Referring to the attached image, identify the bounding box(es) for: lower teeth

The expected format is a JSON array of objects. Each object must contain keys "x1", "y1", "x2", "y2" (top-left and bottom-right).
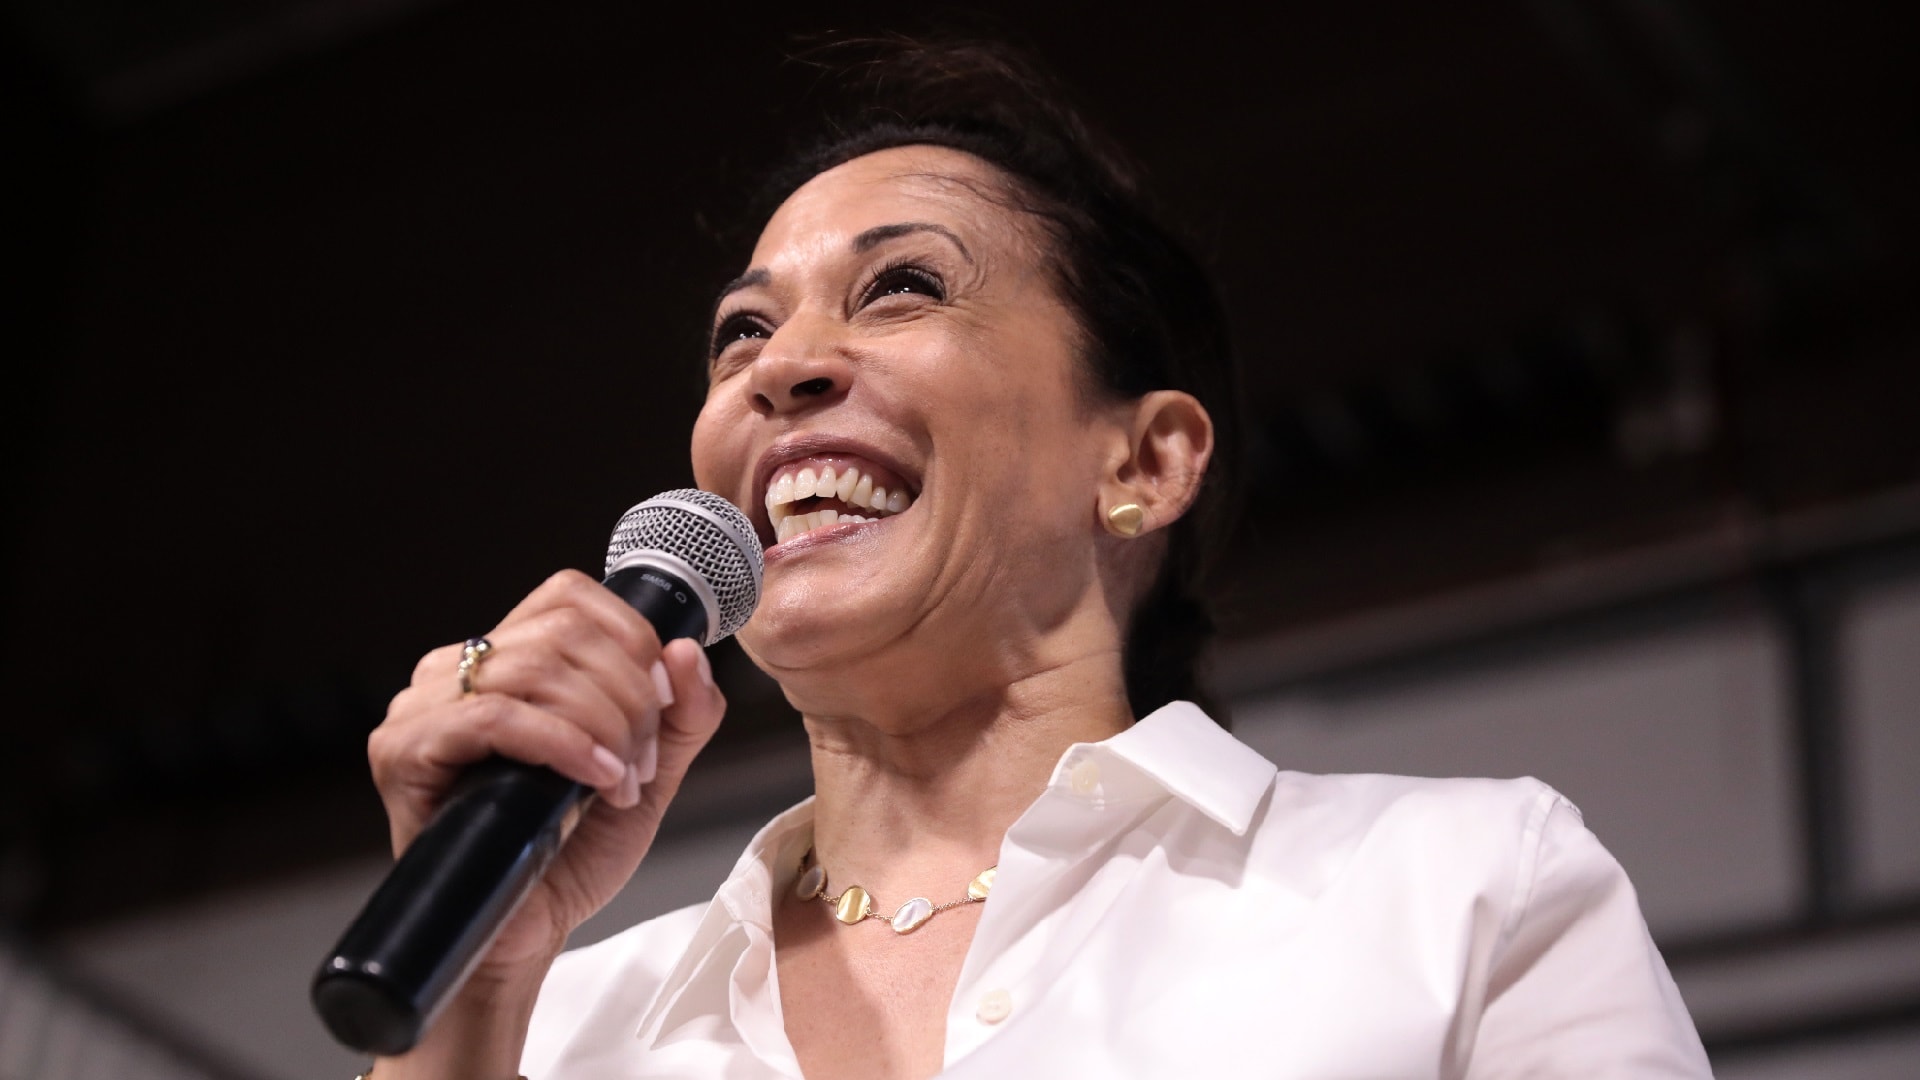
[{"x1": 779, "y1": 509, "x2": 893, "y2": 542}]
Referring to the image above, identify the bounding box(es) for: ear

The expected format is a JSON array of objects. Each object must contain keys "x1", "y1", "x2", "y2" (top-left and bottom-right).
[{"x1": 1099, "y1": 390, "x2": 1214, "y2": 536}]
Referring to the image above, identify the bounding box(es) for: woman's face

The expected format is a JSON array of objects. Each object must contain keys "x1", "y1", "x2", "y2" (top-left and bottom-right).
[{"x1": 692, "y1": 145, "x2": 1130, "y2": 695}]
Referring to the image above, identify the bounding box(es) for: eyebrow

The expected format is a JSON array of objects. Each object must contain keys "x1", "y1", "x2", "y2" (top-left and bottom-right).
[
  {"x1": 710, "y1": 222, "x2": 975, "y2": 309},
  {"x1": 852, "y1": 221, "x2": 974, "y2": 263},
  {"x1": 714, "y1": 268, "x2": 771, "y2": 307}
]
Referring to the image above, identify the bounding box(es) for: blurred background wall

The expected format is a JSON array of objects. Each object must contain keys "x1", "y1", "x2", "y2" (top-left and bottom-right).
[{"x1": 1, "y1": 0, "x2": 1915, "y2": 1077}]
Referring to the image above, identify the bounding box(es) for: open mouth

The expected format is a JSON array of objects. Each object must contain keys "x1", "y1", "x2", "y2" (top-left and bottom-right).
[{"x1": 764, "y1": 456, "x2": 917, "y2": 546}]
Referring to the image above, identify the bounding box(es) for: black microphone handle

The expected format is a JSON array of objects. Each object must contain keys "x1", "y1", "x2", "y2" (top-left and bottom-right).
[{"x1": 311, "y1": 562, "x2": 709, "y2": 1056}]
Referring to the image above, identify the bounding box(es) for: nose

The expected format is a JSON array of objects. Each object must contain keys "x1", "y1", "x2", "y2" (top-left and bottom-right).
[{"x1": 746, "y1": 312, "x2": 852, "y2": 417}]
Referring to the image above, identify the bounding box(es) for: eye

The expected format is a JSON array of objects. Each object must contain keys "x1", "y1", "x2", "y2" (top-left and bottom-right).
[
  {"x1": 858, "y1": 262, "x2": 946, "y2": 307},
  {"x1": 709, "y1": 312, "x2": 771, "y2": 359}
]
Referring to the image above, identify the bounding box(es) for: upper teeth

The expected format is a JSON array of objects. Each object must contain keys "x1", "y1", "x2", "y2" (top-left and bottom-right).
[{"x1": 766, "y1": 463, "x2": 913, "y2": 544}]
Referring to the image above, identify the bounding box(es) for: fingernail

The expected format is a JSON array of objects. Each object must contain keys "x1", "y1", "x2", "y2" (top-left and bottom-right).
[
  {"x1": 694, "y1": 647, "x2": 713, "y2": 688},
  {"x1": 617, "y1": 762, "x2": 641, "y2": 807},
  {"x1": 632, "y1": 733, "x2": 658, "y2": 785},
  {"x1": 591, "y1": 744, "x2": 625, "y2": 785},
  {"x1": 650, "y1": 660, "x2": 675, "y2": 707}
]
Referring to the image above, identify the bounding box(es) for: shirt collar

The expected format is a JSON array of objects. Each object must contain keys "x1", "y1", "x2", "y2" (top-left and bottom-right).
[
  {"x1": 630, "y1": 701, "x2": 1276, "y2": 1052},
  {"x1": 1097, "y1": 700, "x2": 1277, "y2": 836},
  {"x1": 633, "y1": 799, "x2": 814, "y2": 1054}
]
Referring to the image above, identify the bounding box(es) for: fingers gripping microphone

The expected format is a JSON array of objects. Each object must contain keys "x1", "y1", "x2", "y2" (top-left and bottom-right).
[{"x1": 312, "y1": 490, "x2": 762, "y2": 1055}]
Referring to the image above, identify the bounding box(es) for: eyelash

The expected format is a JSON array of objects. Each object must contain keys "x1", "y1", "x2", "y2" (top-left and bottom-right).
[
  {"x1": 709, "y1": 312, "x2": 770, "y2": 360},
  {"x1": 856, "y1": 258, "x2": 947, "y2": 306},
  {"x1": 707, "y1": 259, "x2": 947, "y2": 362}
]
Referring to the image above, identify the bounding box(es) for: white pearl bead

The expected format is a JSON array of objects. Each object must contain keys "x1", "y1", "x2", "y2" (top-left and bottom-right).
[{"x1": 891, "y1": 896, "x2": 935, "y2": 933}]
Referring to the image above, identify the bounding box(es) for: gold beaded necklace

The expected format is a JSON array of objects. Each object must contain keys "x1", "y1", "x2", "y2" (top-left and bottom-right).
[{"x1": 792, "y1": 845, "x2": 997, "y2": 934}]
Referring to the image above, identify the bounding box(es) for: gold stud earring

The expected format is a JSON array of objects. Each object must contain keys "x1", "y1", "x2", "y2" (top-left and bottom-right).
[{"x1": 1105, "y1": 503, "x2": 1145, "y2": 538}]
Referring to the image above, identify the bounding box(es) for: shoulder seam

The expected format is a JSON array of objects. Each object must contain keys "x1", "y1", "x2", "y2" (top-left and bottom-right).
[{"x1": 1493, "y1": 781, "x2": 1564, "y2": 961}]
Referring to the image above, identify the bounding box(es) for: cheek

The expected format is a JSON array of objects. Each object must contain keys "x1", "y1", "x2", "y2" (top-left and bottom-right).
[
  {"x1": 688, "y1": 393, "x2": 740, "y2": 492},
  {"x1": 914, "y1": 333, "x2": 1072, "y2": 434},
  {"x1": 956, "y1": 364, "x2": 1094, "y2": 467}
]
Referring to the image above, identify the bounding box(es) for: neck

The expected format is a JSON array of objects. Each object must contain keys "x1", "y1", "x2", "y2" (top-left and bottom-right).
[{"x1": 799, "y1": 649, "x2": 1132, "y2": 901}]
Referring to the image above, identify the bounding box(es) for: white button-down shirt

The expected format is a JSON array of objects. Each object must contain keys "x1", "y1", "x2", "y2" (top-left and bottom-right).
[{"x1": 523, "y1": 702, "x2": 1710, "y2": 1077}]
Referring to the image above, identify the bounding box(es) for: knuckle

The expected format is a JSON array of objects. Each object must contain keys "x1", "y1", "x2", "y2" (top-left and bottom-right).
[
  {"x1": 511, "y1": 639, "x2": 569, "y2": 684},
  {"x1": 387, "y1": 685, "x2": 418, "y2": 716},
  {"x1": 537, "y1": 606, "x2": 594, "y2": 646},
  {"x1": 366, "y1": 727, "x2": 401, "y2": 783},
  {"x1": 411, "y1": 647, "x2": 450, "y2": 685},
  {"x1": 526, "y1": 650, "x2": 569, "y2": 686},
  {"x1": 460, "y1": 694, "x2": 509, "y2": 736},
  {"x1": 613, "y1": 610, "x2": 660, "y2": 660},
  {"x1": 597, "y1": 604, "x2": 657, "y2": 663},
  {"x1": 543, "y1": 568, "x2": 596, "y2": 596}
]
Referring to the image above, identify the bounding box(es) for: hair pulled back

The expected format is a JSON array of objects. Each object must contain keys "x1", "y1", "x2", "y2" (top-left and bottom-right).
[{"x1": 746, "y1": 37, "x2": 1242, "y2": 723}]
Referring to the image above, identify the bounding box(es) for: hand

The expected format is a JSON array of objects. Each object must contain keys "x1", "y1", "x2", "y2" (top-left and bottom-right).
[{"x1": 367, "y1": 569, "x2": 727, "y2": 998}]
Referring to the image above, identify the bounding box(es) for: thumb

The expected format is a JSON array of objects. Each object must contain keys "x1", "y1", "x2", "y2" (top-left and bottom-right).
[{"x1": 640, "y1": 638, "x2": 727, "y2": 808}]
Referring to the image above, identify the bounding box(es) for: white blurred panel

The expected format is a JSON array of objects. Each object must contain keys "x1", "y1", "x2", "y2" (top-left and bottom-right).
[
  {"x1": 53, "y1": 820, "x2": 764, "y2": 1080},
  {"x1": 53, "y1": 857, "x2": 375, "y2": 1080},
  {"x1": 1840, "y1": 574, "x2": 1920, "y2": 900},
  {"x1": 1231, "y1": 615, "x2": 1803, "y2": 940},
  {"x1": 1715, "y1": 1027, "x2": 1920, "y2": 1080},
  {"x1": 0, "y1": 951, "x2": 57, "y2": 1078},
  {"x1": 1672, "y1": 919, "x2": 1920, "y2": 1043}
]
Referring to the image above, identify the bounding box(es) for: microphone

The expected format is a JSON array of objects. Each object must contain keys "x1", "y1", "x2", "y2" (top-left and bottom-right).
[{"x1": 311, "y1": 489, "x2": 763, "y2": 1056}]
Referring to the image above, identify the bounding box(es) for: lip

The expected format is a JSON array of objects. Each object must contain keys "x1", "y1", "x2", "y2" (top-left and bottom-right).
[
  {"x1": 751, "y1": 433, "x2": 922, "y2": 549},
  {"x1": 762, "y1": 514, "x2": 897, "y2": 564}
]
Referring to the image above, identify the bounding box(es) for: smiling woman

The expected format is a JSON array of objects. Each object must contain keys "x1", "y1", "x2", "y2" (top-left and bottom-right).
[{"x1": 360, "y1": 38, "x2": 1711, "y2": 1080}]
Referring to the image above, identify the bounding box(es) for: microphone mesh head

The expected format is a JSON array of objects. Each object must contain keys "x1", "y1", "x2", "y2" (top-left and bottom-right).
[{"x1": 605, "y1": 489, "x2": 763, "y2": 642}]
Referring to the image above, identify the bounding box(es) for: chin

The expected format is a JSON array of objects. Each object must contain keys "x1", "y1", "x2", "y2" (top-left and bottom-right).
[{"x1": 738, "y1": 585, "x2": 900, "y2": 677}]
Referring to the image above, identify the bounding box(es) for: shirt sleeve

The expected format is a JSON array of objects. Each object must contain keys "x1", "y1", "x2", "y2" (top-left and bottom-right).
[{"x1": 1469, "y1": 794, "x2": 1714, "y2": 1078}]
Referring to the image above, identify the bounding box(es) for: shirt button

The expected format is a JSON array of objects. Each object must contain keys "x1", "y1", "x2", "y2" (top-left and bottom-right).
[
  {"x1": 976, "y1": 988, "x2": 1013, "y2": 1024},
  {"x1": 1069, "y1": 759, "x2": 1101, "y2": 796}
]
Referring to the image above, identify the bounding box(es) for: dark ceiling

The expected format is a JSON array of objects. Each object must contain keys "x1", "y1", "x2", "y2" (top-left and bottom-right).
[{"x1": 3, "y1": 0, "x2": 1914, "y2": 926}]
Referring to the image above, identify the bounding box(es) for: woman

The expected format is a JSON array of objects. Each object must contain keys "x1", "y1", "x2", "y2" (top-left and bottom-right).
[{"x1": 364, "y1": 42, "x2": 1710, "y2": 1080}]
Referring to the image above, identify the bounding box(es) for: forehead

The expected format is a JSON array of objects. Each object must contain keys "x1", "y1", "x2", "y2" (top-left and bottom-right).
[{"x1": 752, "y1": 145, "x2": 1033, "y2": 266}]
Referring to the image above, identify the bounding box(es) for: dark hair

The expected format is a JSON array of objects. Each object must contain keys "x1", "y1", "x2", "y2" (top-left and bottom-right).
[{"x1": 745, "y1": 38, "x2": 1242, "y2": 723}]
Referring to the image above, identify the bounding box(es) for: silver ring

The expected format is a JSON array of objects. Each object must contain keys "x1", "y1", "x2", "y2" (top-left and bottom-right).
[{"x1": 456, "y1": 636, "x2": 493, "y2": 696}]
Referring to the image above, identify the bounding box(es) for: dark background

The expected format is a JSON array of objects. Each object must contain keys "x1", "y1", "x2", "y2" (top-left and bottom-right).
[{"x1": 3, "y1": 0, "x2": 1914, "y2": 948}]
